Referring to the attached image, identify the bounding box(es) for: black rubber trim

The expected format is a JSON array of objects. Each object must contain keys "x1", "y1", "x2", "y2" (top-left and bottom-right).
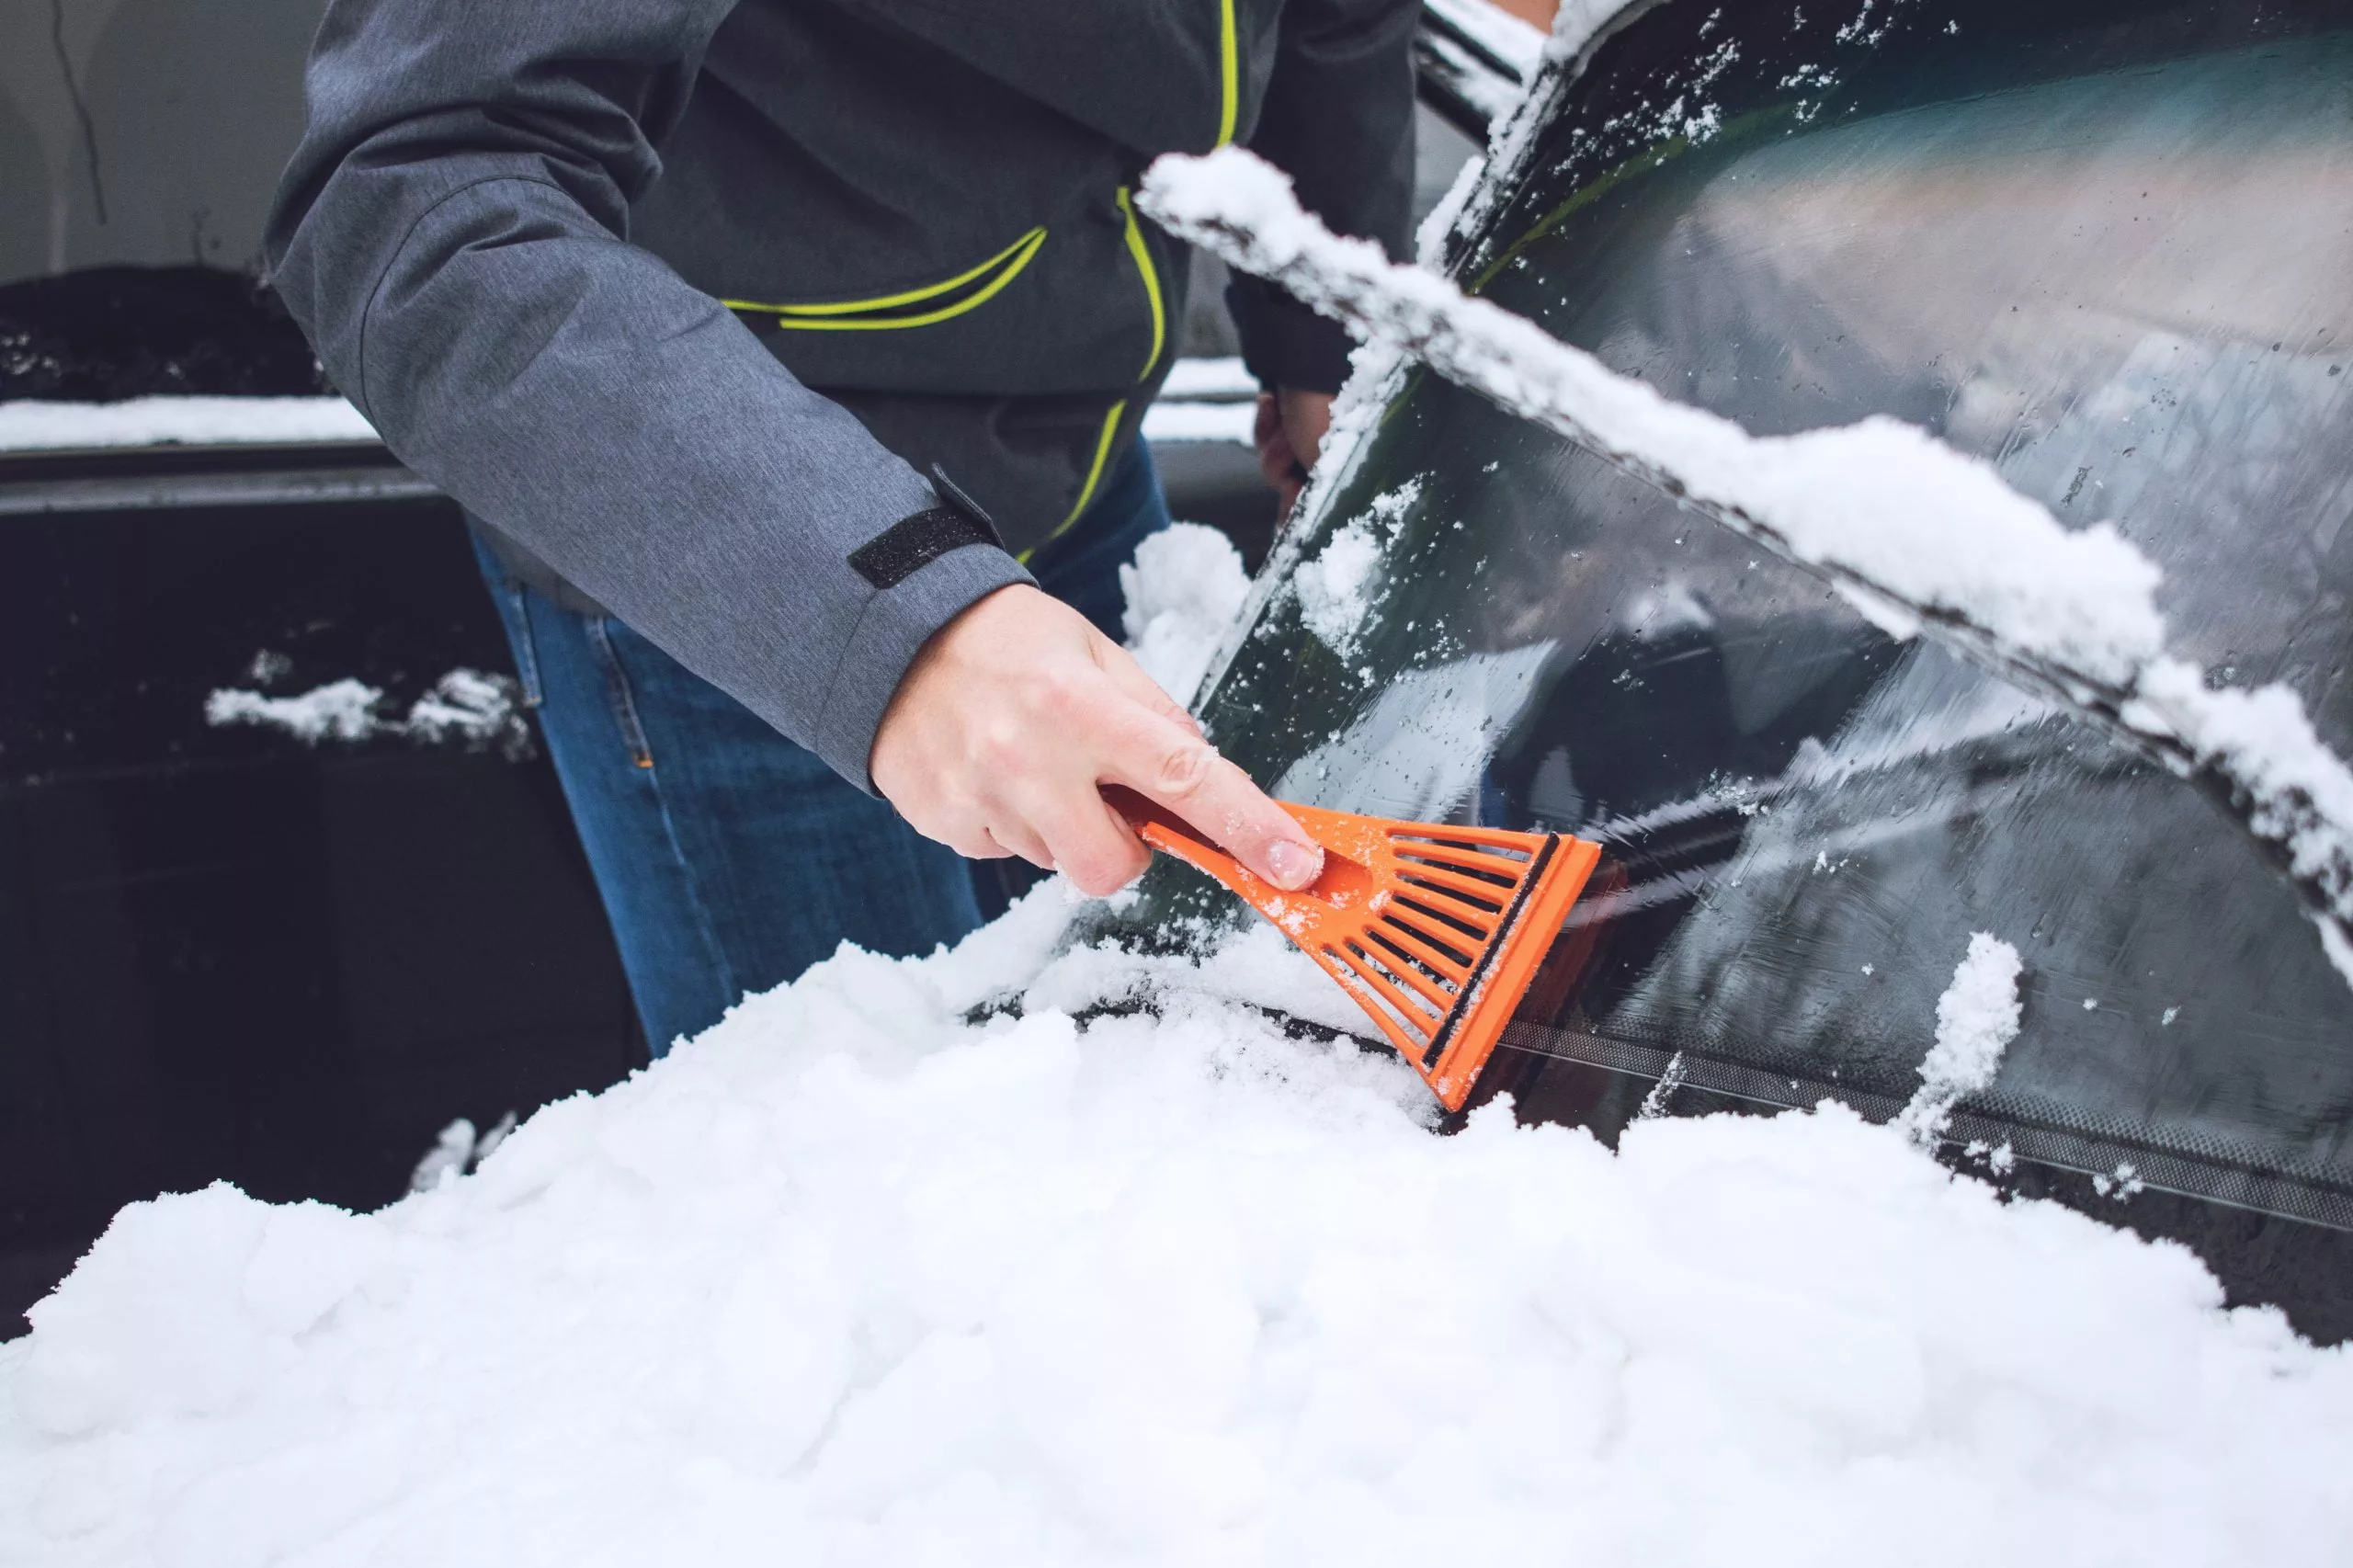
[
  {"x1": 848, "y1": 505, "x2": 999, "y2": 591},
  {"x1": 1426, "y1": 833, "x2": 1559, "y2": 1067}
]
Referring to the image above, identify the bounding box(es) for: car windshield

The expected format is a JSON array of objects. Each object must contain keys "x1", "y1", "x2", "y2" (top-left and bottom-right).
[{"x1": 1106, "y1": 0, "x2": 2353, "y2": 1238}]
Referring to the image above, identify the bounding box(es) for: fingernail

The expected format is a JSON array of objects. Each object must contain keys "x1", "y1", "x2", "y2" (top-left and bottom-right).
[{"x1": 1266, "y1": 838, "x2": 1323, "y2": 891}]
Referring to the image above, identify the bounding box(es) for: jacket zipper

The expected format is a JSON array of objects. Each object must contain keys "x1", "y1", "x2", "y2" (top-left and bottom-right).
[{"x1": 1023, "y1": 185, "x2": 1173, "y2": 559}]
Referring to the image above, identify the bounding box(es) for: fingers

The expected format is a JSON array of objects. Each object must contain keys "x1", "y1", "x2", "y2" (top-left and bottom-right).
[
  {"x1": 1101, "y1": 704, "x2": 1323, "y2": 892},
  {"x1": 944, "y1": 824, "x2": 1013, "y2": 860},
  {"x1": 1254, "y1": 392, "x2": 1296, "y2": 497},
  {"x1": 1260, "y1": 388, "x2": 1331, "y2": 517},
  {"x1": 1033, "y1": 790, "x2": 1151, "y2": 897},
  {"x1": 1277, "y1": 387, "x2": 1335, "y2": 470},
  {"x1": 985, "y1": 818, "x2": 1058, "y2": 872},
  {"x1": 870, "y1": 580, "x2": 1320, "y2": 903}
]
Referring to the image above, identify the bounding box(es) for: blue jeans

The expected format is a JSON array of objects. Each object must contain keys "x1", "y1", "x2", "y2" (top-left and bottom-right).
[{"x1": 474, "y1": 442, "x2": 1172, "y2": 1055}]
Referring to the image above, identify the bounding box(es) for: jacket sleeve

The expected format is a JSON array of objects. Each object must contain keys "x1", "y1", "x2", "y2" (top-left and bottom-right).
[
  {"x1": 1228, "y1": 0, "x2": 1420, "y2": 393},
  {"x1": 264, "y1": 0, "x2": 1030, "y2": 790}
]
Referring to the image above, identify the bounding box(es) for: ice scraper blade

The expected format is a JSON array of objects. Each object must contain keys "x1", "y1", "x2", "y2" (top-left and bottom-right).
[{"x1": 1110, "y1": 789, "x2": 1601, "y2": 1111}]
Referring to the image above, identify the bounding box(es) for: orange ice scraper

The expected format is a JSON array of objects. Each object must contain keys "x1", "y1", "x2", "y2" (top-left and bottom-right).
[{"x1": 1110, "y1": 790, "x2": 1602, "y2": 1111}]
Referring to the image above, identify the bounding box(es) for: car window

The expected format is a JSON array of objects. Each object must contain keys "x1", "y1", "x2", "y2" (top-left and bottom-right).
[{"x1": 1108, "y1": 0, "x2": 2353, "y2": 1234}]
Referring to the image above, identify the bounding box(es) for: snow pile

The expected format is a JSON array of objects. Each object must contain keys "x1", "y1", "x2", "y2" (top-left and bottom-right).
[
  {"x1": 202, "y1": 677, "x2": 382, "y2": 744},
  {"x1": 0, "y1": 396, "x2": 377, "y2": 451},
  {"x1": 1293, "y1": 519, "x2": 1383, "y2": 658},
  {"x1": 1896, "y1": 934, "x2": 2025, "y2": 1145},
  {"x1": 1289, "y1": 481, "x2": 1422, "y2": 664},
  {"x1": 0, "y1": 386, "x2": 1273, "y2": 454},
  {"x1": 1142, "y1": 359, "x2": 1257, "y2": 444},
  {"x1": 1120, "y1": 523, "x2": 1253, "y2": 706},
  {"x1": 206, "y1": 668, "x2": 533, "y2": 757},
  {"x1": 1157, "y1": 358, "x2": 1256, "y2": 401},
  {"x1": 1139, "y1": 401, "x2": 1256, "y2": 445},
  {"x1": 399, "y1": 668, "x2": 533, "y2": 755},
  {"x1": 1137, "y1": 147, "x2": 2353, "y2": 982},
  {"x1": 7, "y1": 896, "x2": 2353, "y2": 1564},
  {"x1": 407, "y1": 1114, "x2": 517, "y2": 1195}
]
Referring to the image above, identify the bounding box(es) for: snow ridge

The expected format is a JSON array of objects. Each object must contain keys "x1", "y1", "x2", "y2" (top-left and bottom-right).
[
  {"x1": 10, "y1": 898, "x2": 2353, "y2": 1564},
  {"x1": 207, "y1": 668, "x2": 533, "y2": 758},
  {"x1": 0, "y1": 395, "x2": 378, "y2": 450},
  {"x1": 1896, "y1": 934, "x2": 2025, "y2": 1146},
  {"x1": 1120, "y1": 522, "x2": 1253, "y2": 708},
  {"x1": 1137, "y1": 147, "x2": 2353, "y2": 982}
]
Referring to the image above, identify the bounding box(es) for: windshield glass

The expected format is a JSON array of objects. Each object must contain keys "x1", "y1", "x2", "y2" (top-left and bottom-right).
[{"x1": 1108, "y1": 0, "x2": 2353, "y2": 1238}]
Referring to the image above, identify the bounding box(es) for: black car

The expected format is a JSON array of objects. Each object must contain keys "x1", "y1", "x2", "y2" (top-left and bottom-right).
[{"x1": 1101, "y1": 0, "x2": 2353, "y2": 1342}]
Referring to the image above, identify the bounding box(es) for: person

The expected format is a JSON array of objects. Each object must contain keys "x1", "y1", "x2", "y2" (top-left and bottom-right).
[{"x1": 266, "y1": 0, "x2": 1417, "y2": 1052}]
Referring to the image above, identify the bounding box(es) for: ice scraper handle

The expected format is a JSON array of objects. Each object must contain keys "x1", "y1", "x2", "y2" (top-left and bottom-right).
[{"x1": 1107, "y1": 785, "x2": 1342, "y2": 898}]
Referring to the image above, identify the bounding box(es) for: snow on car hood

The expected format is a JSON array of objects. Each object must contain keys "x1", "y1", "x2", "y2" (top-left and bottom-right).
[{"x1": 5, "y1": 888, "x2": 2350, "y2": 1565}]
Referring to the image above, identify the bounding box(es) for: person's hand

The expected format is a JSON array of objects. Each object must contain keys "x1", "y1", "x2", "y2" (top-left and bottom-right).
[
  {"x1": 870, "y1": 584, "x2": 1325, "y2": 897},
  {"x1": 1254, "y1": 386, "x2": 1335, "y2": 516}
]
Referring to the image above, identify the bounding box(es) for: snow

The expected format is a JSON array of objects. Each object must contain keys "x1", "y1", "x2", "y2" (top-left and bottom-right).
[
  {"x1": 203, "y1": 677, "x2": 382, "y2": 744},
  {"x1": 1282, "y1": 480, "x2": 1426, "y2": 666},
  {"x1": 1419, "y1": 0, "x2": 1641, "y2": 267},
  {"x1": 0, "y1": 396, "x2": 377, "y2": 450},
  {"x1": 1415, "y1": 150, "x2": 1493, "y2": 265},
  {"x1": 207, "y1": 668, "x2": 533, "y2": 757},
  {"x1": 1291, "y1": 519, "x2": 1385, "y2": 660},
  {"x1": 0, "y1": 391, "x2": 1255, "y2": 460},
  {"x1": 0, "y1": 380, "x2": 1256, "y2": 453},
  {"x1": 1423, "y1": 0, "x2": 1548, "y2": 78},
  {"x1": 1896, "y1": 934, "x2": 2025, "y2": 1145},
  {"x1": 408, "y1": 1115, "x2": 517, "y2": 1196},
  {"x1": 2124, "y1": 659, "x2": 2353, "y2": 943},
  {"x1": 399, "y1": 668, "x2": 533, "y2": 755},
  {"x1": 1156, "y1": 358, "x2": 1256, "y2": 401},
  {"x1": 1142, "y1": 358, "x2": 1258, "y2": 444},
  {"x1": 1543, "y1": 0, "x2": 1647, "y2": 65},
  {"x1": 1138, "y1": 400, "x2": 1256, "y2": 446},
  {"x1": 1119, "y1": 523, "x2": 1253, "y2": 706},
  {"x1": 1184, "y1": 332, "x2": 1420, "y2": 705},
  {"x1": 1137, "y1": 145, "x2": 2353, "y2": 986},
  {"x1": 1141, "y1": 148, "x2": 2167, "y2": 688},
  {"x1": 8, "y1": 893, "x2": 2353, "y2": 1564}
]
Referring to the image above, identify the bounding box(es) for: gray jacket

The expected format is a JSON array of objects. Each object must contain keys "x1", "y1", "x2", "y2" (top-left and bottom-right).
[{"x1": 266, "y1": 0, "x2": 1415, "y2": 789}]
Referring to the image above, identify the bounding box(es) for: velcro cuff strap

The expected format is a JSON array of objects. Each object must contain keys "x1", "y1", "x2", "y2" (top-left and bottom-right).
[{"x1": 849, "y1": 506, "x2": 1000, "y2": 591}]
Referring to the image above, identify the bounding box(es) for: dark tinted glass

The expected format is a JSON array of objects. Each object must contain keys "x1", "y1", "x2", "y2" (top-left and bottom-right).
[{"x1": 1109, "y1": 0, "x2": 2353, "y2": 1253}]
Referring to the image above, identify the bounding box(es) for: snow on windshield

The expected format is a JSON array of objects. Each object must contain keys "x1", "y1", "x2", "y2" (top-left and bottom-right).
[{"x1": 1139, "y1": 144, "x2": 2353, "y2": 983}]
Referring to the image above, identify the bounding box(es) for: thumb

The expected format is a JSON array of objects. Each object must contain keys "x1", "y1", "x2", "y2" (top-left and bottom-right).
[{"x1": 1102, "y1": 707, "x2": 1324, "y2": 892}]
